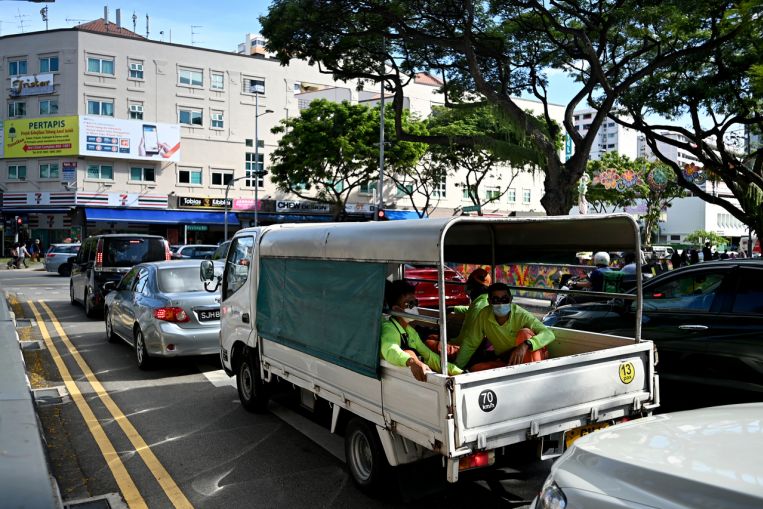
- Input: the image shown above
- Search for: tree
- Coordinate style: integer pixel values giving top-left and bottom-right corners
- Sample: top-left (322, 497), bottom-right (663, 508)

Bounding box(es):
top-left (269, 99), bottom-right (427, 220)
top-left (581, 153), bottom-right (687, 247)
top-left (425, 105), bottom-right (540, 214)
top-left (261, 0), bottom-right (761, 231)
top-left (686, 230), bottom-right (728, 248)
top-left (386, 155), bottom-right (446, 218)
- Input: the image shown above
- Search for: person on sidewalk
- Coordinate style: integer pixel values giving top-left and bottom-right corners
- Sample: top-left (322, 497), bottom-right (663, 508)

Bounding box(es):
top-left (7, 244), bottom-right (19, 269)
top-left (455, 283), bottom-right (555, 371)
top-left (16, 243), bottom-right (31, 268)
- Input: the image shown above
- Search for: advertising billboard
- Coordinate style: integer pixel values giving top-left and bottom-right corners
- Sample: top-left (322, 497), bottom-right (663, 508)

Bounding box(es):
top-left (79, 116), bottom-right (181, 162)
top-left (4, 116), bottom-right (79, 158)
top-left (9, 74), bottom-right (55, 97)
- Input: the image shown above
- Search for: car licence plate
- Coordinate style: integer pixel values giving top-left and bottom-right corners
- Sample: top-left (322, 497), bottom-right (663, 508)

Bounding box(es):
top-left (198, 309), bottom-right (220, 322)
top-left (564, 421), bottom-right (610, 449)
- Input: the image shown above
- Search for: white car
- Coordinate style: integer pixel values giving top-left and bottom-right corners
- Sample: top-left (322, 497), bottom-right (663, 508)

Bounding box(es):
top-left (533, 403), bottom-right (763, 509)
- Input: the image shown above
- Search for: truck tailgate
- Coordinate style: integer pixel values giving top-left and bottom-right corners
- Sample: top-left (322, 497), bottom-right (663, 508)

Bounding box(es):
top-left (453, 340), bottom-right (655, 451)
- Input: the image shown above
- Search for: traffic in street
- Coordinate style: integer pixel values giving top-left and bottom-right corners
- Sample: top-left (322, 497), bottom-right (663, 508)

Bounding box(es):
top-left (2, 267), bottom-right (549, 509)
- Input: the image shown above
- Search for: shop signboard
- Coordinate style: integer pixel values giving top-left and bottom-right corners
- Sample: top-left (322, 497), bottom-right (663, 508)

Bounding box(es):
top-left (276, 200), bottom-right (331, 213)
top-left (232, 198), bottom-right (262, 211)
top-left (177, 196), bottom-right (232, 209)
top-left (62, 162), bottom-right (77, 183)
top-left (79, 116), bottom-right (181, 162)
top-left (4, 116), bottom-right (79, 158)
top-left (9, 74), bottom-right (55, 97)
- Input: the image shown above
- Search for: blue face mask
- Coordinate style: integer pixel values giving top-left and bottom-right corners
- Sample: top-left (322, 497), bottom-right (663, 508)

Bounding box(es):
top-left (493, 303), bottom-right (511, 317)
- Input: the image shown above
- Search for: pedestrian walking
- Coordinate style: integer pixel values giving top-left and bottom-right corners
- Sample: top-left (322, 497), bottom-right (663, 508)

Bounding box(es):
top-left (690, 249), bottom-right (700, 265)
top-left (17, 243), bottom-right (31, 268)
top-left (27, 240), bottom-right (39, 262)
top-left (670, 251), bottom-right (681, 270)
top-left (702, 242), bottom-right (712, 262)
top-left (7, 244), bottom-right (19, 269)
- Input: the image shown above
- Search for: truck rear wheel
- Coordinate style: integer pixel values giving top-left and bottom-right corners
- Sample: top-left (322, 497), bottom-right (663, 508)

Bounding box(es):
top-left (345, 418), bottom-right (388, 493)
top-left (237, 346), bottom-right (268, 413)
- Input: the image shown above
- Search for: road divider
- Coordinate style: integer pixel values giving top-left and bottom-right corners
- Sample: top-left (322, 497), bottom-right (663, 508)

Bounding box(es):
top-left (32, 301), bottom-right (194, 509)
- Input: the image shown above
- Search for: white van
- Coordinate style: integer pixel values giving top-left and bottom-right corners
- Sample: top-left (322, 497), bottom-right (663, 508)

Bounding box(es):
top-left (201, 214), bottom-right (659, 491)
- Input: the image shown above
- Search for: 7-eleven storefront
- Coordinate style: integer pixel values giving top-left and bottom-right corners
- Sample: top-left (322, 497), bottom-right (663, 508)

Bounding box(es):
top-left (1, 191), bottom-right (78, 247)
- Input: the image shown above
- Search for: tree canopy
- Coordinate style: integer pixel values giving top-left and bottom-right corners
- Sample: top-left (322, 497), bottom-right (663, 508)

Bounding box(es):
top-left (261, 0), bottom-right (763, 235)
top-left (269, 99), bottom-right (427, 219)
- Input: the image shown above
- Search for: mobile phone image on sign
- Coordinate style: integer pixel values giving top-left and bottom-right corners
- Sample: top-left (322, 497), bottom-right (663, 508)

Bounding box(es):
top-left (143, 124), bottom-right (159, 155)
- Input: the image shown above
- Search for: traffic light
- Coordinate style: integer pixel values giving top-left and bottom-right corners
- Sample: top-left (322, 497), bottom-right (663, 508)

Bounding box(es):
top-left (376, 209), bottom-right (387, 221)
top-left (15, 216), bottom-right (22, 233)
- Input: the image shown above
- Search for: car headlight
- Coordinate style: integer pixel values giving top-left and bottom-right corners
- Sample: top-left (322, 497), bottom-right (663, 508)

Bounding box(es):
top-left (537, 478), bottom-right (567, 509)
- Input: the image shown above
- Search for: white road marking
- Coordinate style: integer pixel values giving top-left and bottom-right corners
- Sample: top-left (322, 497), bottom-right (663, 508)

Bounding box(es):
top-left (200, 368), bottom-right (236, 388)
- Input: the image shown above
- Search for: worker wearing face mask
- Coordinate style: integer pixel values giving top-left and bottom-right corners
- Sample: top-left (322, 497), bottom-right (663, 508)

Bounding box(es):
top-left (380, 280), bottom-right (463, 381)
top-left (455, 283), bottom-right (555, 371)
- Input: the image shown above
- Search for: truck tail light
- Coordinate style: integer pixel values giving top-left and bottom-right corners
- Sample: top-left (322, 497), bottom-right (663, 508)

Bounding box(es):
top-left (153, 307), bottom-right (190, 323)
top-left (458, 450), bottom-right (495, 471)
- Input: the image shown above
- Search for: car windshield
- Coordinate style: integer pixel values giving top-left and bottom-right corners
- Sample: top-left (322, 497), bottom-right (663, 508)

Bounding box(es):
top-left (53, 245), bottom-right (80, 254)
top-left (103, 238), bottom-right (166, 267)
top-left (157, 266), bottom-right (207, 293)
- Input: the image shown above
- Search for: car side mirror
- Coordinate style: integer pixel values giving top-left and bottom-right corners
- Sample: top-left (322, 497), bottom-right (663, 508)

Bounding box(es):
top-left (200, 260), bottom-right (215, 281)
top-left (103, 281), bottom-right (117, 293)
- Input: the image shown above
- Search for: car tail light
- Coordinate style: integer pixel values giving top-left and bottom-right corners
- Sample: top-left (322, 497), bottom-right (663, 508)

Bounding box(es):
top-left (164, 241), bottom-right (172, 261)
top-left (153, 307), bottom-right (190, 323)
top-left (47, 253), bottom-right (55, 258)
top-left (458, 450), bottom-right (495, 471)
top-left (95, 239), bottom-right (104, 271)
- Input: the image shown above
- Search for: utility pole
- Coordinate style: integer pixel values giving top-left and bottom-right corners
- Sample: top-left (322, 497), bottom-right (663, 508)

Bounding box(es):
top-left (376, 37), bottom-right (386, 220)
top-left (39, 5), bottom-right (47, 30)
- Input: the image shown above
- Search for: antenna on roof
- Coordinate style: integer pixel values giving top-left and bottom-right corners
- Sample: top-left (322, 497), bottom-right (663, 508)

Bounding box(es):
top-left (15, 9), bottom-right (30, 33)
top-left (191, 25), bottom-right (203, 46)
top-left (146, 14), bottom-right (149, 38)
top-left (66, 18), bottom-right (88, 26)
top-left (132, 12), bottom-right (136, 33)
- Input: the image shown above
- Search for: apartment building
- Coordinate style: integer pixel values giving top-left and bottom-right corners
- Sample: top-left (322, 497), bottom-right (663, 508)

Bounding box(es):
top-left (572, 108), bottom-right (639, 160)
top-left (1, 18), bottom-right (552, 249)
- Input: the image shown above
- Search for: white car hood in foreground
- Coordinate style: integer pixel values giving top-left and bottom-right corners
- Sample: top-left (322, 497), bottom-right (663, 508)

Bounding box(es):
top-left (553, 403), bottom-right (763, 509)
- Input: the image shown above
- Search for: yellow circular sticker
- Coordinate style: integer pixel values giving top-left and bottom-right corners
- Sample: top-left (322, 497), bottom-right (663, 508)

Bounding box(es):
top-left (619, 362), bottom-right (636, 384)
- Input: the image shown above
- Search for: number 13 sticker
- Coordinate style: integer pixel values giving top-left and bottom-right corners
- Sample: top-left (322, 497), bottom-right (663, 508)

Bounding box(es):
top-left (619, 361), bottom-right (636, 384)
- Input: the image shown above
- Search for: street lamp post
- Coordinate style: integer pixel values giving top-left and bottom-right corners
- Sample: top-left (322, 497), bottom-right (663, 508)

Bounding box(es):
top-left (251, 84), bottom-right (273, 227)
top-left (224, 175), bottom-right (248, 241)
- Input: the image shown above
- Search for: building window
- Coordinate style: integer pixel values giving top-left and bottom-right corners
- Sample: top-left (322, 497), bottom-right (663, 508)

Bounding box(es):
top-left (245, 153), bottom-right (265, 187)
top-left (507, 188), bottom-right (516, 203)
top-left (211, 170), bottom-right (234, 187)
top-left (179, 108), bottom-right (202, 126)
top-left (583, 113), bottom-right (592, 119)
top-left (9, 59), bottom-right (28, 76)
top-left (243, 77), bottom-right (265, 95)
top-left (462, 185), bottom-right (477, 201)
top-left (87, 57), bottom-right (115, 75)
top-left (8, 165), bottom-right (27, 180)
top-left (130, 167), bottom-right (155, 182)
top-left (87, 99), bottom-right (114, 116)
top-left (129, 61), bottom-right (144, 80)
top-left (211, 72), bottom-right (224, 90)
top-left (86, 164), bottom-right (113, 180)
top-left (129, 103), bottom-right (144, 120)
top-left (432, 176), bottom-right (447, 198)
top-left (359, 181), bottom-right (372, 194)
top-left (39, 99), bottom-right (58, 115)
top-left (39, 56), bottom-right (59, 73)
top-left (8, 101), bottom-right (26, 117)
top-left (179, 68), bottom-right (203, 87)
top-left (522, 188), bottom-right (531, 204)
top-left (39, 163), bottom-right (59, 179)
top-left (396, 183), bottom-right (413, 197)
top-left (485, 186), bottom-right (501, 201)
top-left (178, 168), bottom-right (202, 185)
top-left (211, 110), bottom-right (224, 129)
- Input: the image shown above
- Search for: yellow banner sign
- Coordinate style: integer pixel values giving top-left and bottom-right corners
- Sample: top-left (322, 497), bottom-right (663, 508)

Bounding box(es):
top-left (4, 116), bottom-right (79, 158)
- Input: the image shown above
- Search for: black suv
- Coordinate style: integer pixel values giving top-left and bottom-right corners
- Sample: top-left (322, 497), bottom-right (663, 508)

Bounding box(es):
top-left (70, 234), bottom-right (170, 317)
top-left (543, 260), bottom-right (763, 411)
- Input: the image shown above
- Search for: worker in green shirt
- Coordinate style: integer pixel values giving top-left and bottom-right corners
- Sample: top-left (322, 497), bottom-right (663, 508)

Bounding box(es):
top-left (380, 280), bottom-right (463, 381)
top-left (455, 282), bottom-right (555, 370)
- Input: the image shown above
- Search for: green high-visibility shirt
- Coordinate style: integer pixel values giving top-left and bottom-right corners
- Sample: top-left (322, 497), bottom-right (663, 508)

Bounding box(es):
top-left (455, 304), bottom-right (555, 369)
top-left (380, 318), bottom-right (463, 376)
top-left (452, 293), bottom-right (490, 345)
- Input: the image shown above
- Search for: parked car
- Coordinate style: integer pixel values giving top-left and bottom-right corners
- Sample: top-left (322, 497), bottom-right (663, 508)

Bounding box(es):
top-left (543, 260), bottom-right (763, 411)
top-left (210, 240), bottom-right (231, 261)
top-left (70, 234), bottom-right (171, 318)
top-left (170, 244), bottom-right (218, 260)
top-left (533, 403), bottom-right (763, 509)
top-left (404, 264), bottom-right (470, 308)
top-left (43, 243), bottom-right (81, 276)
top-left (104, 260), bottom-right (223, 369)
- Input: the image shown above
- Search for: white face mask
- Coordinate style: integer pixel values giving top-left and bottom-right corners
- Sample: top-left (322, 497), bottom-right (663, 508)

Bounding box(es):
top-left (406, 306), bottom-right (419, 316)
top-left (492, 303), bottom-right (511, 317)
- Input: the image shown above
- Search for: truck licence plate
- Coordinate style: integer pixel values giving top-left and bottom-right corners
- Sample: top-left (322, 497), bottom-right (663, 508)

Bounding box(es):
top-left (564, 421), bottom-right (610, 449)
top-left (198, 309), bottom-right (220, 322)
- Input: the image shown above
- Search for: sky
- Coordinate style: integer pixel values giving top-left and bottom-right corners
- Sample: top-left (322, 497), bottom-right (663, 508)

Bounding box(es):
top-left (0, 0), bottom-right (270, 51)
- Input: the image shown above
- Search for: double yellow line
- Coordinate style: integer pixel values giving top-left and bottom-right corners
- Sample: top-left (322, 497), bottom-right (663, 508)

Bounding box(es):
top-left (28, 301), bottom-right (194, 509)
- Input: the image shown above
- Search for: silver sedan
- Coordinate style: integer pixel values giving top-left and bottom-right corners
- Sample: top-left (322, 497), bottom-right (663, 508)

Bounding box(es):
top-left (103, 260), bottom-right (223, 369)
top-left (44, 243), bottom-right (81, 275)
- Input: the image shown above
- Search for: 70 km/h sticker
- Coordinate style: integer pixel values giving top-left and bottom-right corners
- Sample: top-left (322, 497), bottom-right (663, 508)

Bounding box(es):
top-left (619, 361), bottom-right (636, 384)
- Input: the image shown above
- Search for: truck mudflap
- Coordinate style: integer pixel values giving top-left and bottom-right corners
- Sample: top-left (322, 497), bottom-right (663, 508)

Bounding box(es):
top-left (452, 342), bottom-right (655, 451)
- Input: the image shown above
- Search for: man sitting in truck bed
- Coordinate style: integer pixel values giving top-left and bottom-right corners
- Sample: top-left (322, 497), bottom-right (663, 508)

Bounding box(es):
top-left (380, 280), bottom-right (463, 381)
top-left (455, 283), bottom-right (555, 371)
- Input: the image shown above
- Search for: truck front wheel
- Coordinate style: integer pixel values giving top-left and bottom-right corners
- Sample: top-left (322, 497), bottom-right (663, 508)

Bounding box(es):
top-left (345, 418), bottom-right (389, 493)
top-left (237, 346), bottom-right (268, 413)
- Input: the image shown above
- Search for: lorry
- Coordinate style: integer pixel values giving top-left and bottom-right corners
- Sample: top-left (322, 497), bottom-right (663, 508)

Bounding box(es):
top-left (200, 214), bottom-right (659, 490)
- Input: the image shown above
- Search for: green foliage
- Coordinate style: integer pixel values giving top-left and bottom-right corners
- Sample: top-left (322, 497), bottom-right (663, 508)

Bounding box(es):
top-left (686, 230), bottom-right (729, 247)
top-left (269, 99), bottom-right (427, 219)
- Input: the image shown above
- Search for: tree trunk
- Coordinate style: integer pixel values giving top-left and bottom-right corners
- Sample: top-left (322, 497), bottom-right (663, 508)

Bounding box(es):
top-left (540, 158), bottom-right (578, 216)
